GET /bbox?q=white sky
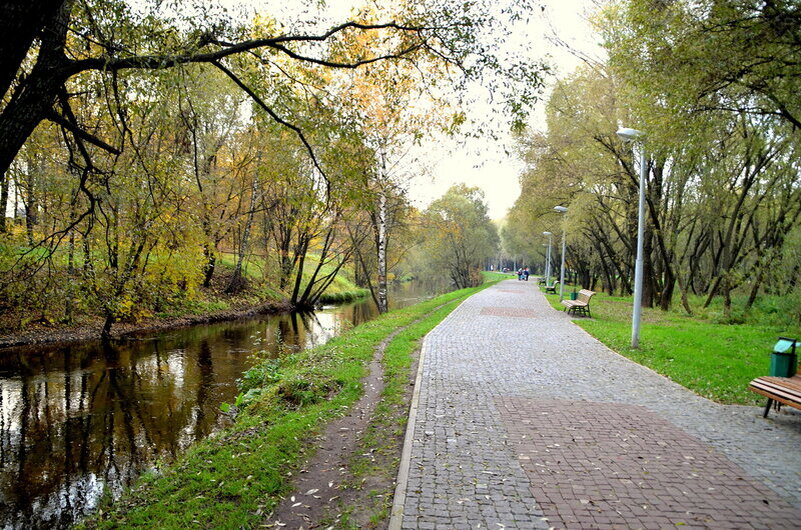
[403,0,605,219]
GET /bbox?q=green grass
[541,284,801,405]
[481,271,512,283]
[336,298,464,528]
[318,289,370,304]
[86,274,504,528]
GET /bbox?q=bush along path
[85,277,504,529]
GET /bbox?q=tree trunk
[0,0,65,100]
[101,311,114,343]
[202,243,216,287]
[65,199,78,324]
[290,236,310,307]
[376,192,389,314]
[0,1,73,180]
[675,271,693,315]
[0,169,8,233]
[723,278,732,320]
[226,179,257,294]
[745,267,764,311]
[24,181,36,246]
[659,269,675,311]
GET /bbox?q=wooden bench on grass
[748,373,801,418]
[544,281,559,294]
[560,289,595,318]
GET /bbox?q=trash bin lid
[774,338,798,353]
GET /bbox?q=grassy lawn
[542,286,801,406]
[86,275,502,528]
[334,298,464,527]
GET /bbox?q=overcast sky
[402,0,605,219]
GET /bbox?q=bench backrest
[577,289,595,303]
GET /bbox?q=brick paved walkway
[390,279,801,529]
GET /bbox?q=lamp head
[543,231,552,236]
[616,127,645,141]
[553,206,568,213]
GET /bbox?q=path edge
[388,289,475,529]
[387,330,429,530]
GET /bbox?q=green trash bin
[770,337,798,377]
[569,291,578,300]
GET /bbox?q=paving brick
[392,280,801,529]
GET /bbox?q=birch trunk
[376,191,389,314]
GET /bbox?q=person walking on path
[390,279,801,529]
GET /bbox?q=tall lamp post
[542,232,553,286]
[554,206,568,300]
[617,127,646,349]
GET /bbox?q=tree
[603,0,801,131]
[423,184,499,288]
[0,0,545,192]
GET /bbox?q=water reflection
[0,279,449,528]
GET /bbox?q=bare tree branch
[45,110,121,155]
[210,59,329,194]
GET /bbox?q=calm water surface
[0,280,448,528]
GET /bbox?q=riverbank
[0,288,371,350]
[83,274,506,528]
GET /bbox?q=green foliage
[420,185,500,289]
[508,0,801,317]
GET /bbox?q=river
[0,279,448,528]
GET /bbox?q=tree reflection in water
[0,278,450,527]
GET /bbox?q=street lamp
[554,206,568,300]
[542,232,553,286]
[617,127,646,349]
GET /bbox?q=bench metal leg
[763,398,774,418]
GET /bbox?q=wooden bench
[544,281,559,294]
[748,374,801,418]
[560,289,595,318]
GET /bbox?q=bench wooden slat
[750,384,801,404]
[751,376,801,393]
[748,374,801,417]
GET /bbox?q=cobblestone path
[390,279,801,529]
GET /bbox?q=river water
[0,280,448,528]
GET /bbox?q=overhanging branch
[46,110,121,154]
[68,20,436,76]
[210,60,329,195]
